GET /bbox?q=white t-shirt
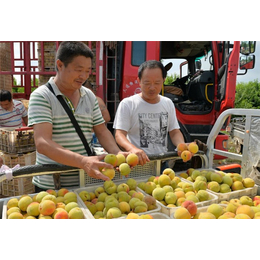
[113,94,180,154]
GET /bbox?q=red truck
[0,41,256,155]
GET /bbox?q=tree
[164,73,179,85]
[235,79,260,109]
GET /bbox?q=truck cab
[99,41,255,156]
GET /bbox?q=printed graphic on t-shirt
[139,112,168,149]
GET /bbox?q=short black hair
[55,41,94,71]
[138,60,166,79]
[0,90,12,102]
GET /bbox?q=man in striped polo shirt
[0,90,28,128]
[28,41,128,191]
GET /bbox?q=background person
[83,80,111,123]
[28,41,127,191]
[113,60,185,167]
[0,90,28,128]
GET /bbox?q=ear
[137,77,141,85]
[56,59,63,71]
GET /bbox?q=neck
[139,93,160,104]
[54,76,77,99]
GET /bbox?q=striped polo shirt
[0,100,27,128]
[28,77,105,190]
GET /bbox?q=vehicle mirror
[195,60,201,70]
[240,54,255,70]
[240,41,256,55]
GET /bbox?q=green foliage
[164,73,179,85]
[235,79,260,109]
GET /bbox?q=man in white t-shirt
[113,60,185,166]
[0,90,28,128]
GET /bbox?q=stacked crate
[37,41,57,86]
[0,42,12,92]
[37,41,97,87]
[0,128,36,196]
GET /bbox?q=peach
[65,202,79,213]
[53,208,69,219]
[235,213,251,219]
[79,190,91,202]
[126,153,139,167]
[165,192,177,205]
[177,143,188,152]
[236,205,255,219]
[118,163,131,176]
[116,154,126,166]
[27,202,40,217]
[101,167,116,180]
[126,178,137,190]
[210,172,223,184]
[174,190,185,199]
[126,212,139,219]
[188,142,199,154]
[179,172,188,179]
[117,183,130,193]
[144,181,156,195]
[231,181,244,191]
[181,150,192,162]
[46,189,57,197]
[185,194,199,203]
[56,202,66,209]
[207,181,220,192]
[162,168,175,177]
[106,207,122,219]
[152,187,166,201]
[119,201,131,214]
[57,188,69,197]
[35,191,49,203]
[198,212,216,219]
[42,194,57,204]
[7,198,19,209]
[181,200,197,216]
[104,153,118,167]
[158,174,171,187]
[95,201,105,212]
[242,178,255,188]
[63,192,78,204]
[18,195,33,212]
[174,207,191,219]
[176,197,186,206]
[8,212,24,219]
[68,207,84,219]
[39,200,56,216]
[7,207,21,217]
[207,204,224,218]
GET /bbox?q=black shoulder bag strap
[46,82,96,156]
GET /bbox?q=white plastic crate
[120,212,170,219]
[175,168,258,202]
[0,151,36,168]
[84,161,157,187]
[207,185,258,202]
[74,178,161,219]
[1,177,35,197]
[0,127,35,154]
[2,192,90,219]
[170,204,227,219]
[0,151,36,197]
[137,186,219,217]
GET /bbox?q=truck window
[131,41,146,66]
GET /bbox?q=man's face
[57,55,92,90]
[0,100,13,111]
[138,68,164,103]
